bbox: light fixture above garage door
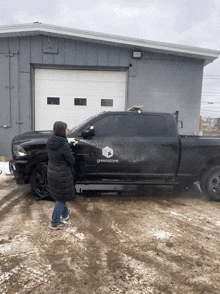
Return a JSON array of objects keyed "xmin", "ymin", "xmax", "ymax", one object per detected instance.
[{"xmin": 132, "ymin": 51, "xmax": 142, "ymax": 58}]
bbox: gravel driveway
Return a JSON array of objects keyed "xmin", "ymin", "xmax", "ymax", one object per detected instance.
[{"xmin": 0, "ymin": 176, "xmax": 220, "ymax": 294}]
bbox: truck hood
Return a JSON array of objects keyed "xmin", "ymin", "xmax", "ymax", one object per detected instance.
[{"xmin": 13, "ymin": 130, "xmax": 53, "ymax": 145}]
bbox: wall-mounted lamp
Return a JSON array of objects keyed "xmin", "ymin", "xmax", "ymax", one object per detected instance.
[{"xmin": 132, "ymin": 51, "xmax": 142, "ymax": 58}]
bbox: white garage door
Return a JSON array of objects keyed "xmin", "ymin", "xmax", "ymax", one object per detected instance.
[{"xmin": 35, "ymin": 69, "xmax": 127, "ymax": 130}]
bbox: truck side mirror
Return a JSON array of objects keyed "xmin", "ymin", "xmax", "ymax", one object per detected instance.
[{"xmin": 81, "ymin": 126, "xmax": 95, "ymax": 138}]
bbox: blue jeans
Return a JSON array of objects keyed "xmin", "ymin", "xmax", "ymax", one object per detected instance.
[{"xmin": 51, "ymin": 201, "xmax": 69, "ymax": 225}]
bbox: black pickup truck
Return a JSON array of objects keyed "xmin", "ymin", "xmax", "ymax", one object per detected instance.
[{"xmin": 9, "ymin": 109, "xmax": 220, "ymax": 201}]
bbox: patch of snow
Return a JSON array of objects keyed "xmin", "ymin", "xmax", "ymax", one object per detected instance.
[
  {"xmin": 11, "ymin": 266, "xmax": 21, "ymax": 274},
  {"xmin": 170, "ymin": 211, "xmax": 179, "ymax": 216},
  {"xmin": 153, "ymin": 231, "xmax": 173, "ymax": 239},
  {"xmin": 70, "ymin": 227, "xmax": 77, "ymax": 233},
  {"xmin": 0, "ymin": 162, "xmax": 11, "ymax": 177},
  {"xmin": 0, "ymin": 272, "xmax": 13, "ymax": 283},
  {"xmin": 32, "ymin": 269, "xmax": 42, "ymax": 275},
  {"xmin": 0, "ymin": 246, "xmax": 5, "ymax": 254},
  {"xmin": 75, "ymin": 233, "xmax": 85, "ymax": 240}
]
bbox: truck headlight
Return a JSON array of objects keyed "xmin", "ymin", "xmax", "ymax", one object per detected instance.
[{"xmin": 13, "ymin": 145, "xmax": 27, "ymax": 158}]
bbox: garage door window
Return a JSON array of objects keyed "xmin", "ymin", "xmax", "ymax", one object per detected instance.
[
  {"xmin": 47, "ymin": 97, "xmax": 60, "ymax": 105},
  {"xmin": 74, "ymin": 98, "xmax": 87, "ymax": 106},
  {"xmin": 101, "ymin": 99, "xmax": 113, "ymax": 107}
]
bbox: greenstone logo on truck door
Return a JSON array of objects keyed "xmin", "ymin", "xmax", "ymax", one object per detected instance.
[
  {"xmin": 102, "ymin": 146, "xmax": 113, "ymax": 158},
  {"xmin": 97, "ymin": 146, "xmax": 119, "ymax": 163}
]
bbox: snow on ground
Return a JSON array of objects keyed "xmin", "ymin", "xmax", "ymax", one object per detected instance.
[
  {"xmin": 153, "ymin": 231, "xmax": 173, "ymax": 239},
  {"xmin": 0, "ymin": 162, "xmax": 11, "ymax": 177}
]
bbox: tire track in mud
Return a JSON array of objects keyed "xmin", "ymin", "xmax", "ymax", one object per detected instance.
[
  {"xmin": 20, "ymin": 196, "xmax": 140, "ymax": 293},
  {"xmin": 10, "ymin": 197, "xmax": 88, "ymax": 293},
  {"xmin": 0, "ymin": 179, "xmax": 56, "ymax": 293},
  {"xmin": 29, "ymin": 199, "xmax": 115, "ymax": 293},
  {"xmin": 0, "ymin": 177, "xmax": 15, "ymax": 190},
  {"xmin": 65, "ymin": 194, "xmax": 220, "ymax": 293},
  {"xmin": 0, "ymin": 190, "xmax": 29, "ymax": 223},
  {"xmin": 63, "ymin": 198, "xmax": 185, "ymax": 292},
  {"xmin": 151, "ymin": 198, "xmax": 220, "ymax": 251},
  {"xmin": 130, "ymin": 198, "xmax": 220, "ymax": 293}
]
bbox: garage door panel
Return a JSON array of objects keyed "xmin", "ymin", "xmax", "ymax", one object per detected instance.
[
  {"xmin": 37, "ymin": 81, "xmax": 125, "ymax": 95},
  {"xmin": 36, "ymin": 70, "xmax": 126, "ymax": 82},
  {"xmin": 35, "ymin": 69, "xmax": 126, "ymax": 130}
]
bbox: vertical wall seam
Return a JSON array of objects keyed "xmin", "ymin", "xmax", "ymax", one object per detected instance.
[
  {"xmin": 86, "ymin": 43, "xmax": 88, "ymax": 66},
  {"xmin": 125, "ymin": 70, "xmax": 129, "ymax": 110},
  {"xmin": 31, "ymin": 65, "xmax": 35, "ymax": 131},
  {"xmin": 8, "ymin": 38, "xmax": 12, "ymax": 128},
  {"xmin": 30, "ymin": 36, "xmax": 35, "ymax": 130},
  {"xmin": 64, "ymin": 39, "xmax": 66, "ymax": 64},
  {"xmin": 107, "ymin": 45, "xmax": 110, "ymax": 67},
  {"xmin": 17, "ymin": 39, "xmax": 21, "ymax": 134},
  {"xmin": 29, "ymin": 36, "xmax": 32, "ymax": 132},
  {"xmin": 17, "ymin": 38, "xmax": 20, "ymax": 133},
  {"xmin": 96, "ymin": 44, "xmax": 98, "ymax": 65},
  {"xmin": 74, "ymin": 40, "xmax": 76, "ymax": 65}
]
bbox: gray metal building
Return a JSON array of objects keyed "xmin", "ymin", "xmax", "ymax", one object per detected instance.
[{"xmin": 0, "ymin": 23, "xmax": 219, "ymax": 158}]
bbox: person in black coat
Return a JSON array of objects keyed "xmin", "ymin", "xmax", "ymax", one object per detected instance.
[{"xmin": 47, "ymin": 121, "xmax": 75, "ymax": 230}]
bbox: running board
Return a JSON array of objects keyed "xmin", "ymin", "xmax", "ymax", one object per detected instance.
[{"xmin": 76, "ymin": 180, "xmax": 179, "ymax": 185}]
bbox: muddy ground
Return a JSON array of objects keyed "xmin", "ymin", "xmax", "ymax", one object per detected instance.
[{"xmin": 0, "ymin": 177, "xmax": 220, "ymax": 294}]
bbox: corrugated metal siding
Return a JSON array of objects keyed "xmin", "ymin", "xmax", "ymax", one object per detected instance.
[
  {"xmin": 127, "ymin": 56, "xmax": 204, "ymax": 135},
  {"xmin": 0, "ymin": 54, "xmax": 10, "ymax": 126},
  {"xmin": 0, "ymin": 47, "xmax": 20, "ymax": 156},
  {"xmin": 0, "ymin": 39, "xmax": 9, "ymax": 53},
  {"xmin": 0, "ymin": 35, "xmax": 204, "ymax": 157}
]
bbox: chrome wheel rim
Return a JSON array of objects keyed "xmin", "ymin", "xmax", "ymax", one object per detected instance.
[{"xmin": 208, "ymin": 171, "xmax": 220, "ymax": 197}]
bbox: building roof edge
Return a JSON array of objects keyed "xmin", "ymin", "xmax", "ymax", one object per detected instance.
[{"xmin": 0, "ymin": 23, "xmax": 219, "ymax": 66}]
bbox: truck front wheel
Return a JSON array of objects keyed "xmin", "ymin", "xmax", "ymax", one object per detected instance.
[
  {"xmin": 200, "ymin": 166, "xmax": 220, "ymax": 201},
  {"xmin": 30, "ymin": 163, "xmax": 50, "ymax": 199}
]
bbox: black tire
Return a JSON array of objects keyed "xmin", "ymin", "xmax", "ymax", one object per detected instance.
[
  {"xmin": 200, "ymin": 166, "xmax": 220, "ymax": 201},
  {"xmin": 30, "ymin": 163, "xmax": 50, "ymax": 199}
]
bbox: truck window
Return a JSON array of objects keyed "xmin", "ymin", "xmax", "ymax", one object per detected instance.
[
  {"xmin": 134, "ymin": 115, "xmax": 169, "ymax": 137},
  {"xmin": 93, "ymin": 114, "xmax": 131, "ymax": 137}
]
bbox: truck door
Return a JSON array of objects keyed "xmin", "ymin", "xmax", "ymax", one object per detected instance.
[
  {"xmin": 77, "ymin": 113, "xmax": 134, "ymax": 180},
  {"xmin": 132, "ymin": 113, "xmax": 179, "ymax": 180}
]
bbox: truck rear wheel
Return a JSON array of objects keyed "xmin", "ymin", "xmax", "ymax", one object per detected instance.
[
  {"xmin": 200, "ymin": 166, "xmax": 220, "ymax": 201},
  {"xmin": 30, "ymin": 163, "xmax": 50, "ymax": 199}
]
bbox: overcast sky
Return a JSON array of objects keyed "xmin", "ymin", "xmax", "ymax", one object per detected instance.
[{"xmin": 1, "ymin": 0, "xmax": 220, "ymax": 117}]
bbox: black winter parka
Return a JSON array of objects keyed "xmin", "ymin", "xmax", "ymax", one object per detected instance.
[{"xmin": 47, "ymin": 135, "xmax": 75, "ymax": 202}]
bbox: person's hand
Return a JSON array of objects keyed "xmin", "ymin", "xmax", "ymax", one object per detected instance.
[{"xmin": 67, "ymin": 138, "xmax": 80, "ymax": 145}]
